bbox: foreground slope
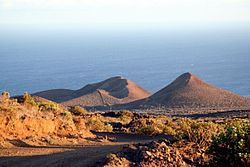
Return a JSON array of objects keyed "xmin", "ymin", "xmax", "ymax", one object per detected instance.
[
  {"xmin": 34, "ymin": 76, "xmax": 151, "ymax": 107},
  {"xmin": 131, "ymin": 72, "xmax": 250, "ymax": 110},
  {"xmin": 0, "ymin": 93, "xmax": 93, "ymax": 147}
]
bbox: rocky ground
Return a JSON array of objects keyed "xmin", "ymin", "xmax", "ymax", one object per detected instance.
[{"xmin": 101, "ymin": 139, "xmax": 210, "ymax": 167}]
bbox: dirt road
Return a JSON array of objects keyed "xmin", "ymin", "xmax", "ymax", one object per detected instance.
[{"xmin": 0, "ymin": 133, "xmax": 167, "ymax": 167}]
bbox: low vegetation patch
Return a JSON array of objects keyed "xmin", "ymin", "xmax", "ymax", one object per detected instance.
[
  {"xmin": 21, "ymin": 92, "xmax": 61, "ymax": 112},
  {"xmin": 117, "ymin": 110, "xmax": 134, "ymax": 124},
  {"xmin": 102, "ymin": 116, "xmax": 250, "ymax": 167},
  {"xmin": 175, "ymin": 118, "xmax": 223, "ymax": 147},
  {"xmin": 69, "ymin": 106, "xmax": 88, "ymax": 115},
  {"xmin": 37, "ymin": 101, "xmax": 59, "ymax": 112},
  {"xmin": 86, "ymin": 118, "xmax": 113, "ymax": 132},
  {"xmin": 209, "ymin": 120, "xmax": 250, "ymax": 167},
  {"xmin": 23, "ymin": 92, "xmax": 37, "ymax": 107},
  {"xmin": 131, "ymin": 116, "xmax": 176, "ymax": 135},
  {"xmin": 94, "ymin": 110, "xmax": 250, "ymax": 167}
]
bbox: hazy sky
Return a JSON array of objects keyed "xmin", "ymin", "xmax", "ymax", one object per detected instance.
[{"xmin": 0, "ymin": 0, "xmax": 250, "ymax": 30}]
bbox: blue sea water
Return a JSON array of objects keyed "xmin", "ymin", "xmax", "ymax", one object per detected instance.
[{"xmin": 0, "ymin": 28, "xmax": 250, "ymax": 97}]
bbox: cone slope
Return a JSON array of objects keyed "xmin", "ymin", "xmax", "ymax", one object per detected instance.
[
  {"xmin": 137, "ymin": 72, "xmax": 250, "ymax": 109},
  {"xmin": 34, "ymin": 76, "xmax": 151, "ymax": 107}
]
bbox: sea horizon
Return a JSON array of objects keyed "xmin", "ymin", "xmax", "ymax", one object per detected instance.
[{"xmin": 1, "ymin": 28, "xmax": 250, "ymax": 97}]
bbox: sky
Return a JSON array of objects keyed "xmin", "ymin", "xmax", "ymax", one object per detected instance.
[{"xmin": 0, "ymin": 0, "xmax": 250, "ymax": 30}]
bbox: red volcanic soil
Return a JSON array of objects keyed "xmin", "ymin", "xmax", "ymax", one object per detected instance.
[
  {"xmin": 34, "ymin": 76, "xmax": 151, "ymax": 107},
  {"xmin": 132, "ymin": 72, "xmax": 250, "ymax": 110}
]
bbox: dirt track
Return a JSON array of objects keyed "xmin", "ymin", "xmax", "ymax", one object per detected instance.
[
  {"xmin": 0, "ymin": 145, "xmax": 122, "ymax": 167},
  {"xmin": 0, "ymin": 133, "xmax": 166, "ymax": 167}
]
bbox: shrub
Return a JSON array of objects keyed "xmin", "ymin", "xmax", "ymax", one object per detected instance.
[
  {"xmin": 133, "ymin": 116, "xmax": 176, "ymax": 135},
  {"xmin": 159, "ymin": 116, "xmax": 176, "ymax": 135},
  {"xmin": 86, "ymin": 118, "xmax": 113, "ymax": 132},
  {"xmin": 136, "ymin": 118, "xmax": 163, "ymax": 135},
  {"xmin": 21, "ymin": 92, "xmax": 60, "ymax": 112},
  {"xmin": 175, "ymin": 119, "xmax": 222, "ymax": 146},
  {"xmin": 38, "ymin": 101, "xmax": 59, "ymax": 112},
  {"xmin": 60, "ymin": 111, "xmax": 74, "ymax": 126},
  {"xmin": 118, "ymin": 110, "xmax": 134, "ymax": 118},
  {"xmin": 118, "ymin": 110, "xmax": 133, "ymax": 123},
  {"xmin": 162, "ymin": 126, "xmax": 176, "ymax": 135},
  {"xmin": 137, "ymin": 125, "xmax": 158, "ymax": 135},
  {"xmin": 23, "ymin": 92, "xmax": 37, "ymax": 106},
  {"xmin": 69, "ymin": 106, "xmax": 87, "ymax": 115},
  {"xmin": 209, "ymin": 120, "xmax": 250, "ymax": 167}
]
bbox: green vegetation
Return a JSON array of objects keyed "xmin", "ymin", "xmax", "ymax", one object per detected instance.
[
  {"xmin": 86, "ymin": 118, "xmax": 113, "ymax": 132},
  {"xmin": 137, "ymin": 124, "xmax": 158, "ymax": 135},
  {"xmin": 69, "ymin": 106, "xmax": 88, "ymax": 115},
  {"xmin": 22, "ymin": 92, "xmax": 60, "ymax": 112},
  {"xmin": 21, "ymin": 93, "xmax": 74, "ymax": 126},
  {"xmin": 162, "ymin": 126, "xmax": 176, "ymax": 135},
  {"xmin": 38, "ymin": 102, "xmax": 59, "ymax": 112},
  {"xmin": 118, "ymin": 110, "xmax": 134, "ymax": 118},
  {"xmin": 175, "ymin": 118, "xmax": 222, "ymax": 146},
  {"xmin": 103, "ymin": 116, "xmax": 250, "ymax": 166},
  {"xmin": 60, "ymin": 110, "xmax": 74, "ymax": 125},
  {"xmin": 23, "ymin": 92, "xmax": 37, "ymax": 106},
  {"xmin": 117, "ymin": 110, "xmax": 133, "ymax": 123},
  {"xmin": 136, "ymin": 118, "xmax": 162, "ymax": 135},
  {"xmin": 209, "ymin": 120, "xmax": 250, "ymax": 167},
  {"xmin": 136, "ymin": 116, "xmax": 176, "ymax": 135}
]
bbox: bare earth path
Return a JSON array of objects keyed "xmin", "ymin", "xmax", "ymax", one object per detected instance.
[{"xmin": 0, "ymin": 133, "xmax": 166, "ymax": 167}]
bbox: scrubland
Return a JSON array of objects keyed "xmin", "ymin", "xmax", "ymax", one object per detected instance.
[{"xmin": 0, "ymin": 92, "xmax": 249, "ymax": 167}]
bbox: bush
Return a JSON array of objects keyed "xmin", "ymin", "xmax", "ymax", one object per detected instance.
[
  {"xmin": 118, "ymin": 110, "xmax": 134, "ymax": 118},
  {"xmin": 133, "ymin": 116, "xmax": 176, "ymax": 135},
  {"xmin": 136, "ymin": 118, "xmax": 164, "ymax": 135},
  {"xmin": 175, "ymin": 119, "xmax": 222, "ymax": 146},
  {"xmin": 159, "ymin": 116, "xmax": 176, "ymax": 135},
  {"xmin": 118, "ymin": 110, "xmax": 133, "ymax": 123},
  {"xmin": 86, "ymin": 118, "xmax": 113, "ymax": 132},
  {"xmin": 69, "ymin": 106, "xmax": 87, "ymax": 115},
  {"xmin": 23, "ymin": 92, "xmax": 37, "ymax": 106},
  {"xmin": 21, "ymin": 92, "xmax": 60, "ymax": 112},
  {"xmin": 38, "ymin": 101, "xmax": 59, "ymax": 112},
  {"xmin": 162, "ymin": 126, "xmax": 176, "ymax": 135},
  {"xmin": 209, "ymin": 120, "xmax": 250, "ymax": 167},
  {"xmin": 137, "ymin": 125, "xmax": 159, "ymax": 135},
  {"xmin": 60, "ymin": 111, "xmax": 74, "ymax": 126}
]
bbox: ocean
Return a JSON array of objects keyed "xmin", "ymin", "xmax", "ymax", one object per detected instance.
[{"xmin": 0, "ymin": 28, "xmax": 250, "ymax": 97}]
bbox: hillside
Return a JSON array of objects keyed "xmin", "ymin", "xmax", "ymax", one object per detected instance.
[
  {"xmin": 34, "ymin": 76, "xmax": 151, "ymax": 107},
  {"xmin": 129, "ymin": 72, "xmax": 250, "ymax": 110},
  {"xmin": 33, "ymin": 89, "xmax": 74, "ymax": 103},
  {"xmin": 0, "ymin": 93, "xmax": 93, "ymax": 148}
]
